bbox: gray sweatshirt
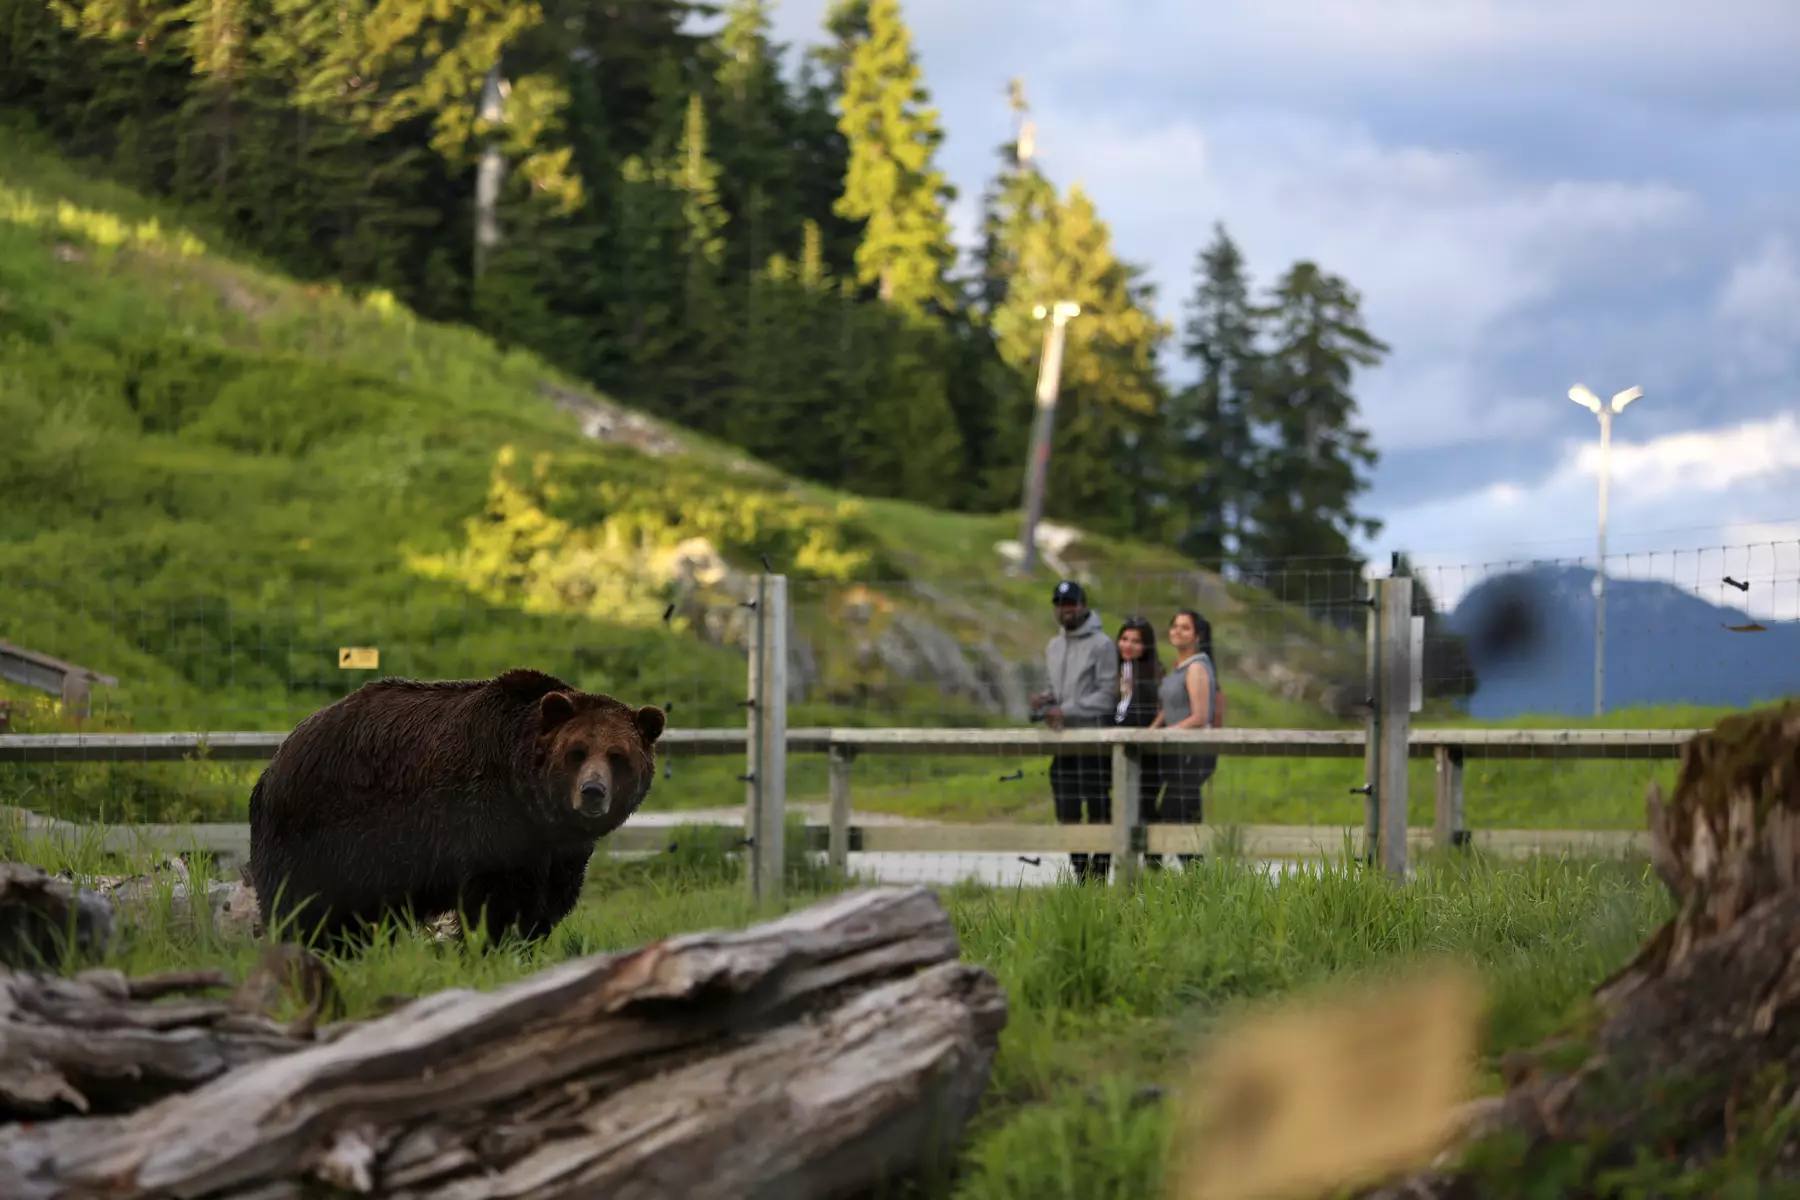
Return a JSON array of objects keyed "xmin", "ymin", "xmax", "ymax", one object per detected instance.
[{"xmin": 1044, "ymin": 610, "xmax": 1120, "ymax": 728}]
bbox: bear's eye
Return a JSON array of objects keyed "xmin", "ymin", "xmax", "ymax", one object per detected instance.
[{"xmin": 566, "ymin": 747, "xmax": 587, "ymax": 767}]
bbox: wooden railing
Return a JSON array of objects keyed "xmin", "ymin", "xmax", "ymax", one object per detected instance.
[{"xmin": 2, "ymin": 726, "xmax": 1693, "ymax": 881}]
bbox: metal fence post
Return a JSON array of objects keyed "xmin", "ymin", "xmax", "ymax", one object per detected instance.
[
  {"xmin": 755, "ymin": 574, "xmax": 789, "ymax": 904},
  {"xmin": 1377, "ymin": 575, "xmax": 1415, "ymax": 881}
]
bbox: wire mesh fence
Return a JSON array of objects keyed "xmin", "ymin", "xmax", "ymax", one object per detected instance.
[
  {"xmin": 0, "ymin": 557, "xmax": 755, "ymax": 827},
  {"xmin": 3, "ymin": 539, "xmax": 1797, "ymax": 895},
  {"xmin": 766, "ymin": 538, "xmax": 1799, "ymax": 893}
]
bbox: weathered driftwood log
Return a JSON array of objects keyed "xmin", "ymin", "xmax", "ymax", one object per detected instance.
[
  {"xmin": 0, "ymin": 944, "xmax": 336, "ymax": 1121},
  {"xmin": 0, "ymin": 886, "xmax": 1008, "ymax": 1200},
  {"xmin": 1354, "ymin": 700, "xmax": 1800, "ymax": 1197},
  {"xmin": 0, "ymin": 862, "xmax": 117, "ymax": 969}
]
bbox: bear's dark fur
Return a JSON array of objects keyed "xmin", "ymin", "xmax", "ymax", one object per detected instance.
[{"xmin": 247, "ymin": 668, "xmax": 665, "ymax": 949}]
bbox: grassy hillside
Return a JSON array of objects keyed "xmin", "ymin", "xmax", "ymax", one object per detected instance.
[{"xmin": 0, "ymin": 118, "xmax": 1744, "ymax": 832}]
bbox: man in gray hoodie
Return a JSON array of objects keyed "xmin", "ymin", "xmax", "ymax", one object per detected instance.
[{"xmin": 1029, "ymin": 580, "xmax": 1120, "ymax": 882}]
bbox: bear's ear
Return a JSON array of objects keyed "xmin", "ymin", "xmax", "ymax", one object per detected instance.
[
  {"xmin": 538, "ymin": 691, "xmax": 578, "ymax": 734},
  {"xmin": 633, "ymin": 704, "xmax": 667, "ymax": 745}
]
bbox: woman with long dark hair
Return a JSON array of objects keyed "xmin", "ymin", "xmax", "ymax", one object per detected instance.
[
  {"xmin": 1149, "ymin": 608, "xmax": 1219, "ymax": 867},
  {"xmin": 1113, "ymin": 617, "xmax": 1165, "ymax": 845}
]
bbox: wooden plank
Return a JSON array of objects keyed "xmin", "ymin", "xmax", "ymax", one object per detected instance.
[
  {"xmin": 0, "ymin": 728, "xmax": 801, "ymax": 764},
  {"xmin": 2, "ymin": 808, "xmax": 253, "ymax": 867},
  {"xmin": 1468, "ymin": 827, "xmax": 1649, "ymax": 857},
  {"xmin": 757, "ymin": 574, "xmax": 790, "ymax": 903},
  {"xmin": 1146, "ymin": 824, "xmax": 1392, "ymax": 860},
  {"xmin": 744, "ymin": 576, "xmax": 765, "ymax": 903},
  {"xmin": 0, "ymin": 731, "xmax": 286, "ymax": 763},
  {"xmin": 0, "ymin": 810, "xmax": 1657, "ymax": 868},
  {"xmin": 1406, "ymin": 728, "xmax": 1699, "ymax": 759},
  {"xmin": 1145, "ymin": 824, "xmax": 1650, "ymax": 862},
  {"xmin": 828, "ymin": 746, "xmax": 854, "ymax": 873},
  {"xmin": 1, "ymin": 726, "xmax": 1707, "ymax": 765},
  {"xmin": 1434, "ymin": 745, "xmax": 1466, "ymax": 851},
  {"xmin": 1378, "ymin": 576, "xmax": 1414, "ymax": 880},
  {"xmin": 1111, "ymin": 744, "xmax": 1142, "ymax": 884},
  {"xmin": 1362, "ymin": 585, "xmax": 1380, "ymax": 863},
  {"xmin": 855, "ymin": 824, "xmax": 1115, "ymax": 855},
  {"xmin": 826, "ymin": 727, "xmax": 1369, "ymax": 757}
]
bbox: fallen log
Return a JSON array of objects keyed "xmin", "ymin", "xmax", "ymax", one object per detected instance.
[
  {"xmin": 0, "ymin": 956, "xmax": 323, "ymax": 1121},
  {"xmin": 0, "ymin": 885, "xmax": 1008, "ymax": 1200},
  {"xmin": 1353, "ymin": 700, "xmax": 1800, "ymax": 1197},
  {"xmin": 0, "ymin": 862, "xmax": 117, "ymax": 968}
]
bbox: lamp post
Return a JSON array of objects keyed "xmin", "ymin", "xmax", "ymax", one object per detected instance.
[
  {"xmin": 1568, "ymin": 382, "xmax": 1643, "ymax": 718},
  {"xmin": 1016, "ymin": 300, "xmax": 1081, "ymax": 575}
]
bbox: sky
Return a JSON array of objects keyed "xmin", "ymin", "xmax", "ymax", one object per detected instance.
[{"xmin": 754, "ymin": 0, "xmax": 1800, "ymax": 620}]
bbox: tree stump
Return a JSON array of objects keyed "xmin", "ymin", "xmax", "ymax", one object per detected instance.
[
  {"xmin": 1354, "ymin": 700, "xmax": 1800, "ymax": 1197},
  {"xmin": 0, "ymin": 886, "xmax": 1008, "ymax": 1200}
]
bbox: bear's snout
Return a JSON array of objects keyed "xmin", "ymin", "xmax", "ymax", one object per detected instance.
[{"xmin": 578, "ymin": 778, "xmax": 609, "ymax": 815}]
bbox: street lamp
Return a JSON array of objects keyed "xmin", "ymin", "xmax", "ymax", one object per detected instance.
[
  {"xmin": 1568, "ymin": 382, "xmax": 1643, "ymax": 718},
  {"xmin": 1016, "ymin": 301, "xmax": 1082, "ymax": 575}
]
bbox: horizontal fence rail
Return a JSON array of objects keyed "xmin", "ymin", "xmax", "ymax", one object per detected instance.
[
  {"xmin": 0, "ymin": 725, "xmax": 1703, "ymax": 763},
  {"xmin": 0, "ymin": 806, "xmax": 1651, "ymax": 872},
  {"xmin": 2, "ymin": 725, "xmax": 1691, "ymax": 884}
]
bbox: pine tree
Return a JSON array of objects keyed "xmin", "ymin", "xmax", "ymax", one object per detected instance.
[
  {"xmin": 1165, "ymin": 222, "xmax": 1262, "ymax": 566},
  {"xmin": 675, "ymin": 92, "xmax": 728, "ymax": 318},
  {"xmin": 831, "ymin": 0, "xmax": 956, "ymax": 313},
  {"xmin": 809, "ymin": 0, "xmax": 869, "ymax": 96},
  {"xmin": 711, "ymin": 0, "xmax": 796, "ymax": 278},
  {"xmin": 1242, "ymin": 260, "xmax": 1387, "ymax": 577}
]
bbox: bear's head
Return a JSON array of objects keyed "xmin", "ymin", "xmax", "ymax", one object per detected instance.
[{"xmin": 535, "ymin": 691, "xmax": 666, "ymax": 833}]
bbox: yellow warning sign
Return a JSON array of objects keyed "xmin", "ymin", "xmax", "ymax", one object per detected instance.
[
  {"xmin": 1171, "ymin": 964, "xmax": 1484, "ymax": 1200},
  {"xmin": 338, "ymin": 647, "xmax": 379, "ymax": 670}
]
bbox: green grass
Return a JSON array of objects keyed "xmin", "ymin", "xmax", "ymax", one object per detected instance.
[{"xmin": 1, "ymin": 813, "xmax": 1684, "ymax": 1199}]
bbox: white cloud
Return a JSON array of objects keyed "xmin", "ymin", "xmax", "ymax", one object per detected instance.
[
  {"xmin": 1377, "ymin": 416, "xmax": 1800, "ymax": 620},
  {"xmin": 1027, "ymin": 108, "xmax": 1695, "ymax": 451},
  {"xmin": 1578, "ymin": 412, "xmax": 1800, "ymax": 494},
  {"xmin": 998, "ymin": 0, "xmax": 1800, "ymax": 92},
  {"xmin": 1716, "ymin": 235, "xmax": 1800, "ymax": 373}
]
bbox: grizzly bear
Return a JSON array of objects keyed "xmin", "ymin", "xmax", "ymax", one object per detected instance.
[{"xmin": 247, "ymin": 668, "xmax": 665, "ymax": 950}]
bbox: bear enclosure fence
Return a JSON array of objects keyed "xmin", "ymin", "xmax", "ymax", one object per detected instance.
[{"xmin": 3, "ymin": 565, "xmax": 1759, "ymax": 903}]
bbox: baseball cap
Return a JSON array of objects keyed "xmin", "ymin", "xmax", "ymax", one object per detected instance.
[{"xmin": 1051, "ymin": 580, "xmax": 1086, "ymax": 607}]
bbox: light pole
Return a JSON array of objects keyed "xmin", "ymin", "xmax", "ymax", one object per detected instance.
[
  {"xmin": 1016, "ymin": 300, "xmax": 1081, "ymax": 575},
  {"xmin": 1568, "ymin": 382, "xmax": 1643, "ymax": 718}
]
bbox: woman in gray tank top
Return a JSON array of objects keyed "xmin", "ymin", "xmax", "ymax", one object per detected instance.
[{"xmin": 1150, "ymin": 609, "xmax": 1218, "ymax": 861}]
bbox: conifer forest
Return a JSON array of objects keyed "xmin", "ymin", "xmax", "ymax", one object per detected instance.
[{"xmin": 0, "ymin": 0, "xmax": 1389, "ymax": 577}]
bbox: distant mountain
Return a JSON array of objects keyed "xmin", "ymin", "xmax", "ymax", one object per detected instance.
[{"xmin": 1443, "ymin": 563, "xmax": 1800, "ymax": 719}]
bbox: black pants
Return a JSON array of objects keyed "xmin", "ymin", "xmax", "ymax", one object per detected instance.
[
  {"xmin": 1147, "ymin": 752, "xmax": 1215, "ymax": 868},
  {"xmin": 1049, "ymin": 751, "xmax": 1112, "ymax": 882}
]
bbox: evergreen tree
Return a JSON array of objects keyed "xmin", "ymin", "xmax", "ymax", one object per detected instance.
[
  {"xmin": 712, "ymin": 0, "xmax": 792, "ymax": 275},
  {"xmin": 668, "ymin": 91, "xmax": 732, "ymax": 426},
  {"xmin": 1165, "ymin": 222, "xmax": 1262, "ymax": 566},
  {"xmin": 809, "ymin": 0, "xmax": 869, "ymax": 96},
  {"xmin": 1241, "ymin": 261, "xmax": 1387, "ymax": 588},
  {"xmin": 831, "ymin": 0, "xmax": 956, "ymax": 313},
  {"xmin": 2, "ymin": 0, "xmax": 1393, "ymax": 530}
]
